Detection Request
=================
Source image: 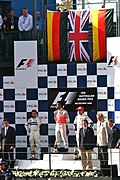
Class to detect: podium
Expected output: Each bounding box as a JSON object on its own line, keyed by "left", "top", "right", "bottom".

{"left": 108, "top": 149, "right": 120, "bottom": 176}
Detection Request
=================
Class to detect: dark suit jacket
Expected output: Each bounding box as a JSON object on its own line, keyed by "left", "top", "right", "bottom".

{"left": 79, "top": 127, "right": 95, "bottom": 150}
{"left": 6, "top": 16, "right": 19, "bottom": 31}
{"left": 108, "top": 126, "right": 120, "bottom": 148}
{"left": 1, "top": 126, "right": 16, "bottom": 149}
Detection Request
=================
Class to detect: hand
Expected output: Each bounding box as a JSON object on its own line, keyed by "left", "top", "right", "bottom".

{"left": 10, "top": 146, "right": 14, "bottom": 150}
{"left": 0, "top": 146, "right": 1, "bottom": 150}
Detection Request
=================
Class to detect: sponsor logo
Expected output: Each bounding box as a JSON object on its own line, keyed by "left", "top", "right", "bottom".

{"left": 4, "top": 105, "right": 14, "bottom": 108}
{"left": 39, "top": 116, "right": 48, "bottom": 119}
{"left": 87, "top": 80, "right": 96, "bottom": 83}
{"left": 27, "top": 104, "right": 37, "bottom": 108}
{"left": 108, "top": 103, "right": 114, "bottom": 106}
{"left": 38, "top": 92, "right": 47, "bottom": 96}
{"left": 116, "top": 116, "right": 120, "bottom": 119}
{"left": 67, "top": 80, "right": 76, "bottom": 83}
{"left": 97, "top": 67, "right": 107, "bottom": 70}
{"left": 108, "top": 56, "right": 119, "bottom": 66}
{"left": 16, "top": 116, "right": 26, "bottom": 120}
{"left": 15, "top": 93, "right": 26, "bottom": 96}
{"left": 16, "top": 59, "right": 35, "bottom": 70}
{"left": 48, "top": 80, "right": 57, "bottom": 84}
{"left": 4, "top": 81, "right": 14, "bottom": 85}
{"left": 0, "top": 93, "right": 3, "bottom": 96}
{"left": 77, "top": 67, "right": 87, "bottom": 71}
{"left": 0, "top": 116, "right": 3, "bottom": 119}
{"left": 38, "top": 68, "right": 47, "bottom": 72}
{"left": 16, "top": 140, "right": 27, "bottom": 143}
{"left": 57, "top": 68, "right": 67, "bottom": 72}
{"left": 98, "top": 92, "right": 107, "bottom": 95}
{"left": 50, "top": 92, "right": 77, "bottom": 108}
{"left": 40, "top": 139, "right": 48, "bottom": 143}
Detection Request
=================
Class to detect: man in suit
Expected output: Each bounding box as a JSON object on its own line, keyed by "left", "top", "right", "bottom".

{"left": 107, "top": 119, "right": 120, "bottom": 148}
{"left": 0, "top": 119, "right": 16, "bottom": 168}
{"left": 79, "top": 119, "right": 95, "bottom": 170}
{"left": 97, "top": 113, "right": 108, "bottom": 168}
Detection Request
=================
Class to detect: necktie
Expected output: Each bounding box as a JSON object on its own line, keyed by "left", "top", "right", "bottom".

{"left": 5, "top": 127, "right": 7, "bottom": 136}
{"left": 83, "top": 128, "right": 87, "bottom": 137}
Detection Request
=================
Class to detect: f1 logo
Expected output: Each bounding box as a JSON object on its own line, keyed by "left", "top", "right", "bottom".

{"left": 16, "top": 59, "right": 35, "bottom": 70}
{"left": 51, "top": 92, "right": 77, "bottom": 108}
{"left": 17, "top": 59, "right": 27, "bottom": 68}
{"left": 108, "top": 56, "right": 118, "bottom": 66}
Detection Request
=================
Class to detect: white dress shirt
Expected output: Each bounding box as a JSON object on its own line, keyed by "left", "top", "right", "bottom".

{"left": 18, "top": 14, "right": 33, "bottom": 31}
{"left": 0, "top": 15, "right": 3, "bottom": 29}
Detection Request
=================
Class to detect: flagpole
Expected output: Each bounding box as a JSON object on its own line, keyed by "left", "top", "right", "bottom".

{"left": 82, "top": 0, "right": 85, "bottom": 9}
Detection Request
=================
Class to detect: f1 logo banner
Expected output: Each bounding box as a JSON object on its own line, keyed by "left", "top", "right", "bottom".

{"left": 48, "top": 88, "right": 97, "bottom": 111}
{"left": 14, "top": 41, "right": 37, "bottom": 88}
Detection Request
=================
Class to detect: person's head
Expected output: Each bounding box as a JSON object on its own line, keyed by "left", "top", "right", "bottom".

{"left": 56, "top": 102, "right": 62, "bottom": 110}
{"left": 96, "top": 113, "right": 105, "bottom": 122}
{"left": 3, "top": 119, "right": 9, "bottom": 127}
{"left": 9, "top": 8, "right": 15, "bottom": 17}
{"left": 22, "top": 8, "right": 28, "bottom": 16}
{"left": 0, "top": 159, "right": 6, "bottom": 171}
{"left": 108, "top": 119, "right": 114, "bottom": 128}
{"left": 3, "top": 15, "right": 7, "bottom": 22}
{"left": 76, "top": 106, "right": 84, "bottom": 115}
{"left": 36, "top": 11, "right": 40, "bottom": 19}
{"left": 31, "top": 110, "right": 38, "bottom": 118}
{"left": 82, "top": 119, "right": 88, "bottom": 128}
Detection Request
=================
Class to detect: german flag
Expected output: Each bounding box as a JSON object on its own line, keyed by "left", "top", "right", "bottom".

{"left": 92, "top": 9, "right": 113, "bottom": 61}
{"left": 47, "top": 11, "right": 68, "bottom": 62}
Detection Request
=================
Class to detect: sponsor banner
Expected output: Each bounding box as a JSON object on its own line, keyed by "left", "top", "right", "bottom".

{"left": 97, "top": 63, "right": 107, "bottom": 75}
{"left": 48, "top": 88, "right": 97, "bottom": 111}
{"left": 40, "top": 136, "right": 48, "bottom": 147}
{"left": 108, "top": 99, "right": 115, "bottom": 111}
{"left": 38, "top": 112, "right": 48, "bottom": 124}
{"left": 14, "top": 41, "right": 37, "bottom": 88}
{"left": 77, "top": 64, "right": 87, "bottom": 76}
{"left": 87, "top": 76, "right": 97, "bottom": 87}
{"left": 15, "top": 89, "right": 26, "bottom": 100}
{"left": 3, "top": 77, "right": 15, "bottom": 89}
{"left": 15, "top": 112, "right": 27, "bottom": 124}
{"left": 4, "top": 101, "right": 15, "bottom": 112}
{"left": 115, "top": 111, "right": 120, "bottom": 124}
{"left": 38, "top": 88, "right": 48, "bottom": 100}
{"left": 57, "top": 64, "right": 67, "bottom": 76}
{"left": 0, "top": 89, "right": 3, "bottom": 100}
{"left": 48, "top": 76, "right": 57, "bottom": 88}
{"left": 97, "top": 87, "right": 107, "bottom": 99}
{"left": 38, "top": 65, "right": 47, "bottom": 77}
{"left": 48, "top": 124, "right": 55, "bottom": 136}
{"left": 27, "top": 100, "right": 38, "bottom": 112}
{"left": 16, "top": 136, "right": 27, "bottom": 148}
{"left": 107, "top": 37, "right": 120, "bottom": 67}
{"left": 67, "top": 76, "right": 77, "bottom": 88}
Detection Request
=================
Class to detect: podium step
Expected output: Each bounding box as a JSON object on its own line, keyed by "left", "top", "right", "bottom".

{"left": 43, "top": 153, "right": 74, "bottom": 160}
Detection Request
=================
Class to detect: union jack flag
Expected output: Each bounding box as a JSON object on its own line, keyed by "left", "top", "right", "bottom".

{"left": 69, "top": 10, "right": 90, "bottom": 62}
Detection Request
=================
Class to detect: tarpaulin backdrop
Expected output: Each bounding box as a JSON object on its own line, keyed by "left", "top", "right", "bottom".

{"left": 46, "top": 9, "right": 113, "bottom": 62}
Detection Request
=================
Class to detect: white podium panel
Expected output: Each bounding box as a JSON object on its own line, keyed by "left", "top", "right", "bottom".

{"left": 108, "top": 149, "right": 120, "bottom": 176}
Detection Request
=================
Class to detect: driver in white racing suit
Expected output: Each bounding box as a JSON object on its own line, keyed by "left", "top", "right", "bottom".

{"left": 25, "top": 110, "right": 41, "bottom": 159}
{"left": 54, "top": 102, "right": 70, "bottom": 152}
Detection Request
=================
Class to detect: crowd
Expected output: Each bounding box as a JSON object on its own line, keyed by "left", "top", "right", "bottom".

{"left": 0, "top": 8, "right": 43, "bottom": 60}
